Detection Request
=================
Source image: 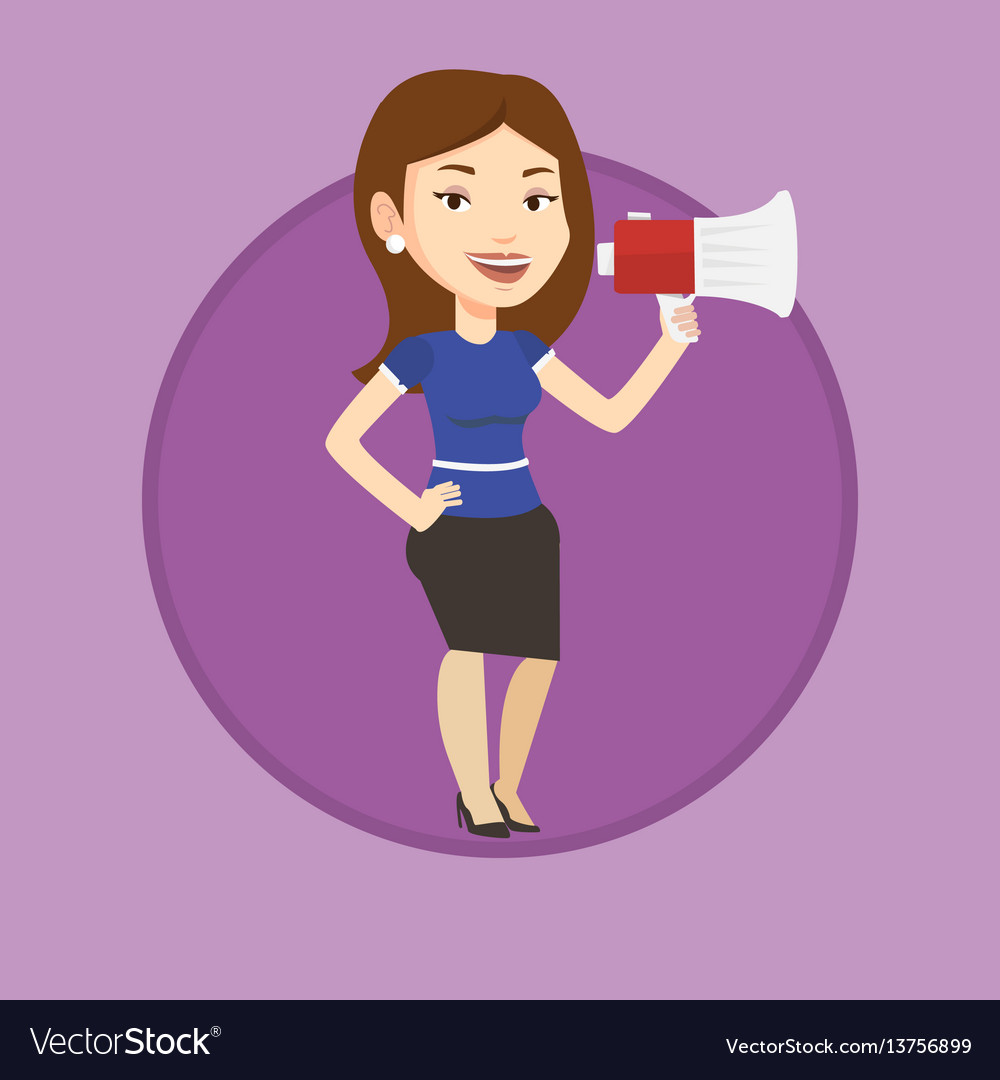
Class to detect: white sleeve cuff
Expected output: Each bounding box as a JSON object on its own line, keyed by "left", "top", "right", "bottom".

{"left": 378, "top": 363, "right": 408, "bottom": 394}
{"left": 532, "top": 348, "right": 555, "bottom": 373}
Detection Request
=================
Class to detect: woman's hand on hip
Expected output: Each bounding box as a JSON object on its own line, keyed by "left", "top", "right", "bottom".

{"left": 412, "top": 481, "right": 462, "bottom": 531}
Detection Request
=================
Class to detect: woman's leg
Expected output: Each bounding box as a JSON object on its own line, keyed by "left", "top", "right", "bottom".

{"left": 494, "top": 657, "right": 558, "bottom": 825}
{"left": 437, "top": 649, "right": 502, "bottom": 824}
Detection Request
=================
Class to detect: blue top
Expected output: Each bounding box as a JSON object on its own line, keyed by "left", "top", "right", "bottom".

{"left": 380, "top": 330, "right": 554, "bottom": 518}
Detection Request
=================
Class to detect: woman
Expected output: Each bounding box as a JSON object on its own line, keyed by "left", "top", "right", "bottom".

{"left": 326, "top": 70, "right": 698, "bottom": 837}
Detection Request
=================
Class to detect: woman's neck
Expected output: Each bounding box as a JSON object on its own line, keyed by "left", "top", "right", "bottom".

{"left": 454, "top": 294, "right": 497, "bottom": 344}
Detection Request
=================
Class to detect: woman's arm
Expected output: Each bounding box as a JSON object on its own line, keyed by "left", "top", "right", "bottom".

{"left": 325, "top": 374, "right": 462, "bottom": 531}
{"left": 538, "top": 306, "right": 699, "bottom": 433}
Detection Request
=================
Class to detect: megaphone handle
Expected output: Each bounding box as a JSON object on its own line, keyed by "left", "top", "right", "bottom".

{"left": 657, "top": 293, "right": 699, "bottom": 344}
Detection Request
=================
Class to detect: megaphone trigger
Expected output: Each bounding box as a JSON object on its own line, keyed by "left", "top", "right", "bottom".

{"left": 657, "top": 292, "right": 699, "bottom": 345}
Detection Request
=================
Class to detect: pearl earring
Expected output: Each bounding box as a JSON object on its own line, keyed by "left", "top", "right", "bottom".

{"left": 386, "top": 234, "right": 405, "bottom": 255}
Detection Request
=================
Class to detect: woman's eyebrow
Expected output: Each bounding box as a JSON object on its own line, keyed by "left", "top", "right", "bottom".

{"left": 437, "top": 164, "right": 476, "bottom": 174}
{"left": 523, "top": 167, "right": 554, "bottom": 177}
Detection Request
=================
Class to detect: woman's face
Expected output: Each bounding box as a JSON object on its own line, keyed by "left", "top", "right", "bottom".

{"left": 379, "top": 124, "right": 571, "bottom": 310}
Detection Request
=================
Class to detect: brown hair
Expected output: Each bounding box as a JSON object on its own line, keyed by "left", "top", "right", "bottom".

{"left": 351, "top": 69, "right": 594, "bottom": 391}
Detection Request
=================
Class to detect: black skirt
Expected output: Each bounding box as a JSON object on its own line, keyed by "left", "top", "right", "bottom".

{"left": 405, "top": 504, "right": 560, "bottom": 661}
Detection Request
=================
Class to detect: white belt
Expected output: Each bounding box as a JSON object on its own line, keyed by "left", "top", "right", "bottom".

{"left": 431, "top": 458, "right": 529, "bottom": 472}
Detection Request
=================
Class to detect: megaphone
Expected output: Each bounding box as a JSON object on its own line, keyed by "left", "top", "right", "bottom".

{"left": 596, "top": 191, "right": 797, "bottom": 343}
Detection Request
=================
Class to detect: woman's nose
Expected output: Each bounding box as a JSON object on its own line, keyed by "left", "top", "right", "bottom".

{"left": 492, "top": 233, "right": 516, "bottom": 246}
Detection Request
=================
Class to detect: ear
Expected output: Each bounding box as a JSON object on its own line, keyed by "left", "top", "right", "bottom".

{"left": 370, "top": 192, "right": 403, "bottom": 242}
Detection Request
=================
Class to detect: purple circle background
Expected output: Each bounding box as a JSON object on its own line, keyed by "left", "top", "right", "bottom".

{"left": 144, "top": 154, "right": 855, "bottom": 856}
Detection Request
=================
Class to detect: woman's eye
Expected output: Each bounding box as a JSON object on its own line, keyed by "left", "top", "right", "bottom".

{"left": 432, "top": 191, "right": 471, "bottom": 212}
{"left": 523, "top": 194, "right": 559, "bottom": 212}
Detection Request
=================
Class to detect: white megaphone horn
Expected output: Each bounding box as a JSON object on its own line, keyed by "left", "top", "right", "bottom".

{"left": 596, "top": 190, "right": 797, "bottom": 343}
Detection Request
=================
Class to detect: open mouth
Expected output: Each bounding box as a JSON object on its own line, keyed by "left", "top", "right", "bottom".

{"left": 465, "top": 252, "right": 531, "bottom": 284}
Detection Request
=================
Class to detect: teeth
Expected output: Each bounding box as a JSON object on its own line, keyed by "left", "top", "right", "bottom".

{"left": 466, "top": 255, "right": 532, "bottom": 267}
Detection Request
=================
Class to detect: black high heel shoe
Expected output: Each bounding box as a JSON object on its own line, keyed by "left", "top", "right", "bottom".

{"left": 457, "top": 792, "right": 509, "bottom": 838}
{"left": 491, "top": 783, "right": 541, "bottom": 833}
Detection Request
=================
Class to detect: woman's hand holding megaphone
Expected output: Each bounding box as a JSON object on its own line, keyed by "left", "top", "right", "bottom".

{"left": 659, "top": 302, "right": 700, "bottom": 353}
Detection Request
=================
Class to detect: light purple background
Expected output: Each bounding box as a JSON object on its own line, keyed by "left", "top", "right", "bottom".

{"left": 4, "top": 1, "right": 995, "bottom": 997}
